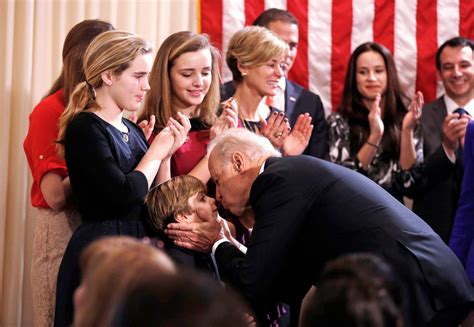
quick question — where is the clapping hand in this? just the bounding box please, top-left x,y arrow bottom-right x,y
282,113 -> 313,156
403,91 -> 424,132
261,111 -> 290,149
128,112 -> 156,141
166,112 -> 191,158
368,93 -> 384,139
210,98 -> 239,140
151,126 -> 175,160
443,110 -> 471,154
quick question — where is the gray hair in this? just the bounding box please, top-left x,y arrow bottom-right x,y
208,128 -> 281,166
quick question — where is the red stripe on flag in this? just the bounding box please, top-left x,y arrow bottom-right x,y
374,0 -> 395,54
459,0 -> 474,39
331,1 -> 352,111
200,0 -> 223,51
244,0 -> 265,26
416,0 -> 437,102
287,0 -> 309,89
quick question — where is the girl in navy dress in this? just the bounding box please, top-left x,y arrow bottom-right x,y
54,30 -> 187,327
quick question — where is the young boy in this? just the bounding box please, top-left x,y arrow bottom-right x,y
145,175 -> 244,277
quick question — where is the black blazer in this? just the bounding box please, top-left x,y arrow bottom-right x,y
222,80 -> 329,159
215,156 -> 473,326
412,96 -> 464,242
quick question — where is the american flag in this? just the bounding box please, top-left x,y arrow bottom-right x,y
199,0 -> 473,115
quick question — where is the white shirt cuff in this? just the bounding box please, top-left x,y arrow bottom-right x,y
212,238 -> 229,255
442,143 -> 456,164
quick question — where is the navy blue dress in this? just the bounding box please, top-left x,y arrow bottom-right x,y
55,112 -> 149,327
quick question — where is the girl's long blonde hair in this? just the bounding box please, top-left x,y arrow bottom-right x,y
56,30 -> 152,156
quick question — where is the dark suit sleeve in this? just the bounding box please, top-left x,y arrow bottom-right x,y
305,93 -> 329,159
215,172 -> 312,312
406,144 -> 459,198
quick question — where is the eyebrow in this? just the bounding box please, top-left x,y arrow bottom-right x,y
179,66 -> 211,71
358,65 -> 385,69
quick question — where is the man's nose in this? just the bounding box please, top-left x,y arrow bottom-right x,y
453,65 -> 462,77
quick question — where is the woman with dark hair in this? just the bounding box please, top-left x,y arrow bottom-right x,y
23,19 -> 114,327
328,42 -> 424,201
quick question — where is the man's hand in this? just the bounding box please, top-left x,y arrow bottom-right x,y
165,217 -> 223,253
442,113 -> 470,156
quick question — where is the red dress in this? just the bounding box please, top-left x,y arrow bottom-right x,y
150,118 -> 211,177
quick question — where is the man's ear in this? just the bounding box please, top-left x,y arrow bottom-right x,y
101,70 -> 114,86
231,152 -> 245,174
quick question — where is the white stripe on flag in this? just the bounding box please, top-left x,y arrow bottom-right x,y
265,0 -> 287,10
351,0 -> 374,52
394,1 -> 417,99
437,0 -> 460,97
308,0 -> 333,116
222,0 -> 245,83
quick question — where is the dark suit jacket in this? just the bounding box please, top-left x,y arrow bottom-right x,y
412,96 -> 464,242
215,156 -> 473,327
450,121 -> 474,284
222,80 -> 329,159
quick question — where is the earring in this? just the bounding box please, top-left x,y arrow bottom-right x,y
241,72 -> 248,77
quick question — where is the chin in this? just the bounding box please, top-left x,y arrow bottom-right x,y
230,207 -> 245,217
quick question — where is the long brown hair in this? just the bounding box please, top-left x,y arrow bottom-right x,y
338,42 -> 408,158
56,30 -> 152,156
44,19 -> 114,105
141,31 -> 220,131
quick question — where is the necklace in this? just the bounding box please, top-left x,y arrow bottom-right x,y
232,97 -> 266,134
93,110 -> 129,142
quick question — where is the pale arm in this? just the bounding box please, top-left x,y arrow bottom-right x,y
40,173 -> 72,210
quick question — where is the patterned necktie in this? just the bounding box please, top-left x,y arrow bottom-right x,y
453,107 -> 470,117
453,108 -> 470,165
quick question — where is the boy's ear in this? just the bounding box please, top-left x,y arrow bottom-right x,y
174,212 -> 190,223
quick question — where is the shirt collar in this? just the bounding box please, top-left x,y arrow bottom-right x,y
444,94 -> 474,115
259,160 -> 266,175
278,77 -> 286,91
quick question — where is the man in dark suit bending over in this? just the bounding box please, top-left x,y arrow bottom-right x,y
166,128 -> 474,327
222,8 -> 329,159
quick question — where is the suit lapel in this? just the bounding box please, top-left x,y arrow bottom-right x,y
285,80 -> 303,120
431,96 -> 448,134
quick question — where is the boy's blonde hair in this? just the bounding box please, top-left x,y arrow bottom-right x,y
145,175 -> 207,233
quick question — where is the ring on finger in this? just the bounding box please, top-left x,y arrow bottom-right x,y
273,131 -> 283,138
